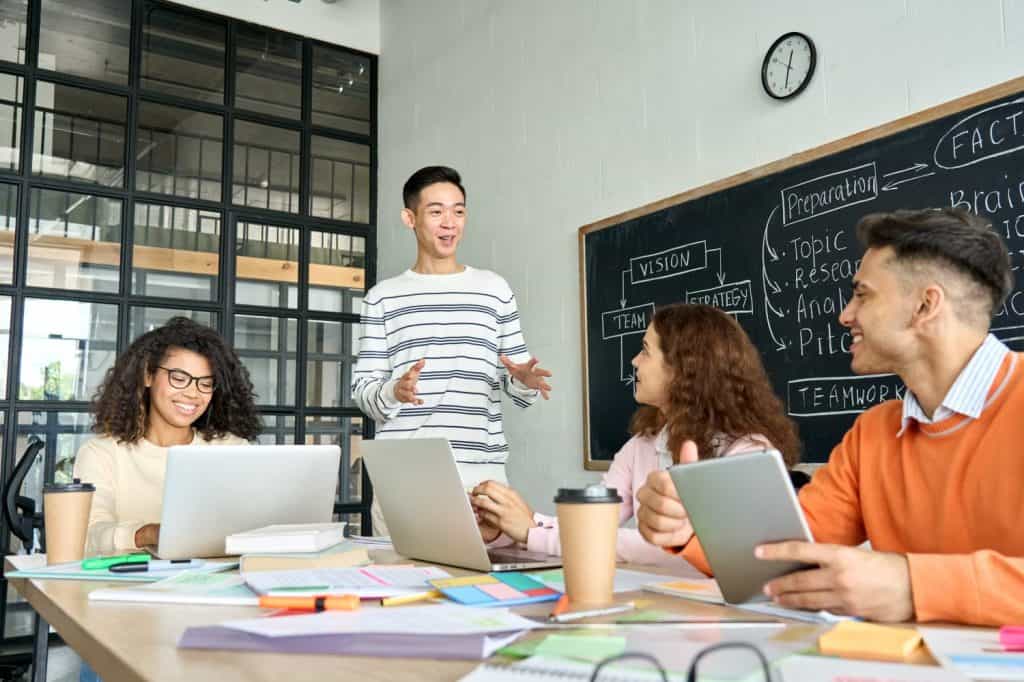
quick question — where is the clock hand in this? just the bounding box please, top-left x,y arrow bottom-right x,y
784,49 -> 794,89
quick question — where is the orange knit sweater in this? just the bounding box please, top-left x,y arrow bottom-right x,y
683,352 -> 1024,625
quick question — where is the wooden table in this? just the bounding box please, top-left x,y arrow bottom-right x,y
4,552 -> 934,681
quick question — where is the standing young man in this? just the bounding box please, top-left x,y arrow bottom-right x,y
353,166 -> 552,530
637,208 -> 1024,626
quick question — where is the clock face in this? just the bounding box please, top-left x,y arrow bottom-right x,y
762,32 -> 816,99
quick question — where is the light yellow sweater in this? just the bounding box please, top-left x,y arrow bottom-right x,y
72,432 -> 247,555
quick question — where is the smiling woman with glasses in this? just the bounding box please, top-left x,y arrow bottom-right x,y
71,317 -> 262,557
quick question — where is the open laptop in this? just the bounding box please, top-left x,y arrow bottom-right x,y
154,444 -> 341,559
361,438 -> 561,571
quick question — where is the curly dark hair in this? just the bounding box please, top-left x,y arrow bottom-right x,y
629,304 -> 800,466
92,317 -> 262,443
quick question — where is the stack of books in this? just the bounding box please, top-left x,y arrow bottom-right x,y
225,523 -> 370,573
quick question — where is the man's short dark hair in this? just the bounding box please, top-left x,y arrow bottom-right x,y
856,208 -> 1013,318
402,166 -> 466,209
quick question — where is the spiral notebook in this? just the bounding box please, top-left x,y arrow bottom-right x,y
459,656 -> 683,682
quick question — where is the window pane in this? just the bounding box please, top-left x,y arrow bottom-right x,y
19,299 -> 117,401
236,222 -> 299,308
0,182 -> 16,284
136,101 -> 223,201
27,189 -> 121,293
235,25 -> 301,120
257,414 -> 296,445
306,319 -> 355,408
309,231 -> 365,313
133,203 -> 220,301
311,46 -> 370,134
129,306 -> 217,341
39,0 -> 130,84
305,415 -> 363,504
310,136 -> 369,222
0,295 -> 9,399
141,5 -> 225,104
234,315 -> 296,407
0,73 -> 22,172
34,81 -> 126,186
0,0 -> 27,64
233,120 -> 299,213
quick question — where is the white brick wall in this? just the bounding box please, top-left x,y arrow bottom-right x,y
378,0 -> 1024,513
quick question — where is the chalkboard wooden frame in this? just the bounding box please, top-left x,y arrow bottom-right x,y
578,75 -> 1024,471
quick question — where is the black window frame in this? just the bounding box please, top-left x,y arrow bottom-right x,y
0,0 -> 377,642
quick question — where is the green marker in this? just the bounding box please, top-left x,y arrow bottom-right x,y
81,553 -> 150,570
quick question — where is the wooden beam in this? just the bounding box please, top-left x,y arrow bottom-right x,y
6,231 -> 363,289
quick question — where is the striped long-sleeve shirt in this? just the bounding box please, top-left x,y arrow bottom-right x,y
352,266 -> 539,465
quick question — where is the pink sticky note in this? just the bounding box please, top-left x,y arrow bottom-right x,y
478,583 -> 525,601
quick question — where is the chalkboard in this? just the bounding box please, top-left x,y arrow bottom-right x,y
579,77 -> 1024,469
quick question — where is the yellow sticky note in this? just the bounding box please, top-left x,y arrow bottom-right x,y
430,574 -> 499,588
818,621 -> 922,662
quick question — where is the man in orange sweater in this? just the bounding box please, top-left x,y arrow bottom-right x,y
636,208 -> 1022,625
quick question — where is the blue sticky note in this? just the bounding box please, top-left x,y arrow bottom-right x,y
443,585 -> 494,605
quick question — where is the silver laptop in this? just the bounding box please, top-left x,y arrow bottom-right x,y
361,438 -> 561,571
155,444 -> 341,559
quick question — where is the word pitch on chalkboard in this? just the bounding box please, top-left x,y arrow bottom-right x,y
579,77 -> 1024,469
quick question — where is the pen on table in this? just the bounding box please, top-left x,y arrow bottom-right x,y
549,601 -> 636,624
258,594 -> 360,612
380,590 -> 443,607
108,559 -> 205,573
547,594 -> 570,621
541,620 -> 787,630
81,553 -> 150,570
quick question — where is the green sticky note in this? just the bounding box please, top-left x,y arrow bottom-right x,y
497,638 -> 544,659
532,569 -> 565,586
495,572 -> 544,591
535,634 -> 627,663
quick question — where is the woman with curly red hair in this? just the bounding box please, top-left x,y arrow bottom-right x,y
73,317 -> 261,555
472,303 -> 799,568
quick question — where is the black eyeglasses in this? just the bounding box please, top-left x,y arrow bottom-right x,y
158,367 -> 216,393
588,643 -> 771,682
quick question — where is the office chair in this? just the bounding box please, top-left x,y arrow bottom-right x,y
0,440 -> 46,681
3,440 -> 46,554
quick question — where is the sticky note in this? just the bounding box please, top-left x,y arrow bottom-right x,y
535,634 -> 627,663
441,586 -> 493,605
431,574 -> 499,588
496,572 -> 544,591
819,621 -> 922,662
478,583 -> 524,600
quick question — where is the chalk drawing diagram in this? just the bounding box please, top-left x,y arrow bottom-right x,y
601,240 -> 751,388
761,160 -> 913,418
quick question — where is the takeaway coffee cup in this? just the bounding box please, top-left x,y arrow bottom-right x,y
43,478 -> 95,565
555,484 -> 623,606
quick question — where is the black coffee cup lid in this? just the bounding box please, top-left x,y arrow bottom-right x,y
554,484 -> 622,504
43,478 -> 95,493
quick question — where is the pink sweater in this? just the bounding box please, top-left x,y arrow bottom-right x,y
523,431 -> 768,569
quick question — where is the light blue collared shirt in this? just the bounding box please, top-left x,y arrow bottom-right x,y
898,333 -> 1010,436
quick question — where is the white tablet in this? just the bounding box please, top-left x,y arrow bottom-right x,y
668,449 -> 814,604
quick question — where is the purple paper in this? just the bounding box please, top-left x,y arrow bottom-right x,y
178,626 -> 521,660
